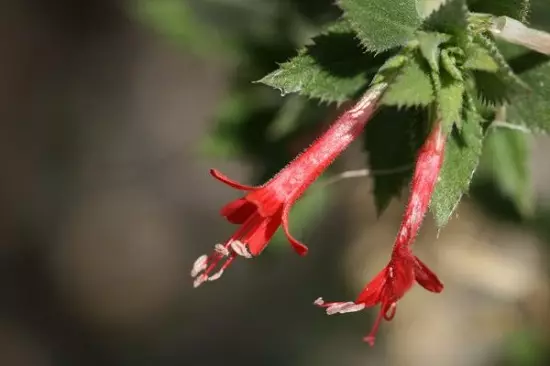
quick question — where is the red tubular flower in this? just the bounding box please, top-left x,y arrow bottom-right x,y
191,84 -> 387,288
315,121 -> 446,346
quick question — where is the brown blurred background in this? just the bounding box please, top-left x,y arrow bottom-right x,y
1,1 -> 549,365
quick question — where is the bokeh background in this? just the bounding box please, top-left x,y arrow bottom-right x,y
1,0 -> 550,365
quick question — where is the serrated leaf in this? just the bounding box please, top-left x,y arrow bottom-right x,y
438,76 -> 465,131
479,128 -> 534,216
338,0 -> 421,51
381,54 -> 435,107
417,31 -> 452,71
464,44 -> 500,72
364,108 -> 427,214
473,71 -> 514,105
258,20 -> 381,103
424,0 -> 469,36
431,109 -> 484,227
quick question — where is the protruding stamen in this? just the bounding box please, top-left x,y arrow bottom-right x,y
191,254 -> 208,277
215,244 -> 230,257
208,269 -> 224,282
326,301 -> 365,315
230,240 -> 252,258
193,274 -> 208,288
314,298 -> 366,315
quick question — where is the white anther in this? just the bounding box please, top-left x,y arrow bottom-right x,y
215,244 -> 230,257
230,240 -> 252,258
191,254 -> 208,277
313,297 -> 325,306
208,269 -> 224,282
193,274 -> 208,288
326,302 -> 365,315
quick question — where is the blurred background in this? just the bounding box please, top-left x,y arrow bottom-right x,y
1,0 -> 550,365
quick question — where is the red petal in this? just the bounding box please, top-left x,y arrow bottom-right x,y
414,256 -> 444,293
245,216 -> 282,256
281,206 -> 309,256
355,267 -> 386,306
210,169 -> 256,191
246,188 -> 285,217
220,198 -> 257,224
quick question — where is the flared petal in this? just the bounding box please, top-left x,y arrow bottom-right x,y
355,267 -> 386,306
413,256 -> 444,293
281,206 -> 309,256
245,216 -> 282,256
210,169 -> 256,191
220,198 -> 258,224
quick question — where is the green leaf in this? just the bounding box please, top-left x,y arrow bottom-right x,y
258,20 -> 381,104
364,108 -> 427,214
438,76 -> 465,131
431,108 -> 484,227
338,0 -> 421,51
473,71 -> 514,105
417,31 -> 452,71
506,52 -> 550,133
479,128 -> 534,216
381,54 -> 435,107
464,44 -> 500,72
424,0 -> 469,36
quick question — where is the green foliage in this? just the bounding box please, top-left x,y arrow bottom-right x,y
431,106 -> 484,227
381,54 -> 435,107
464,44 -> 500,72
139,0 -> 550,236
417,31 -> 452,71
364,108 -> 426,214
338,0 -> 421,51
438,75 -> 466,131
259,20 -> 383,104
506,52 -> 550,133
424,0 -> 469,37
478,128 -> 534,216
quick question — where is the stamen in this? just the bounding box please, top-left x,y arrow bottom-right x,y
215,244 -> 230,256
208,269 -> 224,282
326,301 -> 365,315
230,240 -> 252,258
193,274 -> 208,288
315,299 -> 365,315
313,297 -> 325,306
191,254 -> 208,277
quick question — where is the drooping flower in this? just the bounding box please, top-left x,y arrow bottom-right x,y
315,121 -> 446,346
191,83 -> 387,288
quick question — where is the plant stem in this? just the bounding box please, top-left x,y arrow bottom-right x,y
490,16 -> 550,56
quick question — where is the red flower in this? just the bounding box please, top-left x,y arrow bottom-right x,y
315,122 -> 446,346
191,84 -> 387,287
